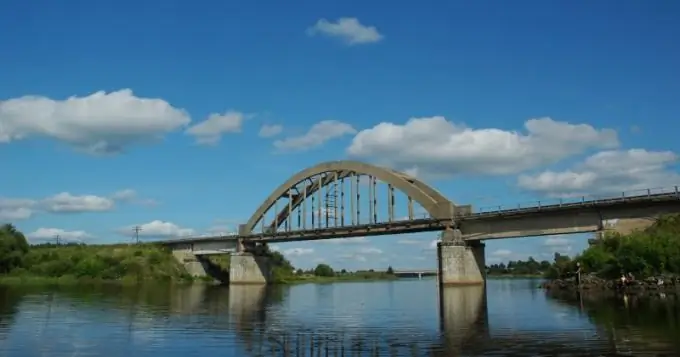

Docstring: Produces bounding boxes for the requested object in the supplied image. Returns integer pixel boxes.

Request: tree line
[547,215,680,280]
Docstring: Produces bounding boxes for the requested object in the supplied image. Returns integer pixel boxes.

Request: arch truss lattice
[239,161,470,236]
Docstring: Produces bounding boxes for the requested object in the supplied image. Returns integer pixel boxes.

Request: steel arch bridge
[237,161,470,238]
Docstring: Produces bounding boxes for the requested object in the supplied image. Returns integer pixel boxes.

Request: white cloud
[306,17,383,46]
[283,247,314,256]
[429,239,440,249]
[397,239,422,245]
[205,225,238,235]
[319,236,368,244]
[518,149,680,197]
[258,124,283,138]
[185,110,246,145]
[0,89,190,154]
[338,253,367,262]
[120,220,195,238]
[491,249,513,257]
[110,189,158,206]
[41,192,114,213]
[0,198,36,221]
[27,228,92,242]
[544,237,570,247]
[0,190,155,221]
[358,247,383,255]
[274,120,356,152]
[347,116,618,177]
[111,189,137,201]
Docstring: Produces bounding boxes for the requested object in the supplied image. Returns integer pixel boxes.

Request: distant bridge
[393,270,437,278]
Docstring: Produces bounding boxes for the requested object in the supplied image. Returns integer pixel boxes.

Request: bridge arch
[241,160,457,235]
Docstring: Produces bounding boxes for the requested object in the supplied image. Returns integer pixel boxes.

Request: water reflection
[548,289,680,355]
[438,285,488,353]
[0,281,679,356]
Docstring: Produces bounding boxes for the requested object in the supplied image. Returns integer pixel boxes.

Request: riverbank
[0,241,195,284]
[541,273,680,295]
[488,274,543,279]
[284,272,398,284]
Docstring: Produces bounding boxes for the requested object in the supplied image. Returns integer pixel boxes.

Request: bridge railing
[474,185,680,215]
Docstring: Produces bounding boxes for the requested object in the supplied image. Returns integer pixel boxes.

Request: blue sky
[1,0,679,271]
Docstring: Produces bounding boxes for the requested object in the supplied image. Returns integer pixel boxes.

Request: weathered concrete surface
[229,253,271,284]
[460,202,679,240]
[171,245,208,277]
[437,240,486,285]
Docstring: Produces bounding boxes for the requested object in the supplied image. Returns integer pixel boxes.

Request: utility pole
[132,226,142,244]
[54,234,60,245]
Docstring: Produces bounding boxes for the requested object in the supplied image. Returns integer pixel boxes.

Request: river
[0,278,678,356]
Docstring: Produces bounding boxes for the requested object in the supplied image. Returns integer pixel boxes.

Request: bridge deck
[156,190,680,245]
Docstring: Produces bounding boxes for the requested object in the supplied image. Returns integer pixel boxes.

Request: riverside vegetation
[541,214,680,293]
[0,224,396,285]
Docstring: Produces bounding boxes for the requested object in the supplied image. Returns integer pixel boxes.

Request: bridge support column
[437,229,485,285]
[229,253,272,284]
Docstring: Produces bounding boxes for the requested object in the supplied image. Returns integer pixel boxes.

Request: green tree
[314,263,334,277]
[386,266,394,275]
[0,224,30,273]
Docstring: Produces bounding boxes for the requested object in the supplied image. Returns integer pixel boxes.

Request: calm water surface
[0,279,678,356]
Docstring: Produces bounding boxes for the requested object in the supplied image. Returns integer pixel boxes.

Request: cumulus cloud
[110,189,158,206]
[543,237,570,247]
[27,228,92,242]
[491,249,513,257]
[518,149,680,197]
[318,236,369,244]
[185,110,246,145]
[0,189,156,222]
[274,120,356,152]
[0,89,190,154]
[347,116,619,177]
[306,17,383,45]
[258,124,283,138]
[0,198,36,221]
[283,247,314,256]
[41,192,115,213]
[357,247,383,255]
[119,220,195,238]
[397,239,422,245]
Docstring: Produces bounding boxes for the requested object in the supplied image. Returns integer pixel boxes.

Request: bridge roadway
[159,190,680,245]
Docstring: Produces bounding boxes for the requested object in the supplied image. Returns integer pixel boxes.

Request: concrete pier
[437,229,486,285]
[229,253,272,284]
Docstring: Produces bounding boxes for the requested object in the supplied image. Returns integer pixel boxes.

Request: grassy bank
[0,230,194,285]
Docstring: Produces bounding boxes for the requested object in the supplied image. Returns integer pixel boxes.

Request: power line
[132,226,142,244]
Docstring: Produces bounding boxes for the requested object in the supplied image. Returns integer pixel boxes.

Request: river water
[0,278,678,356]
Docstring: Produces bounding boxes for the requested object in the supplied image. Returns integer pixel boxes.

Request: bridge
[160,160,680,287]
[392,269,438,279]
